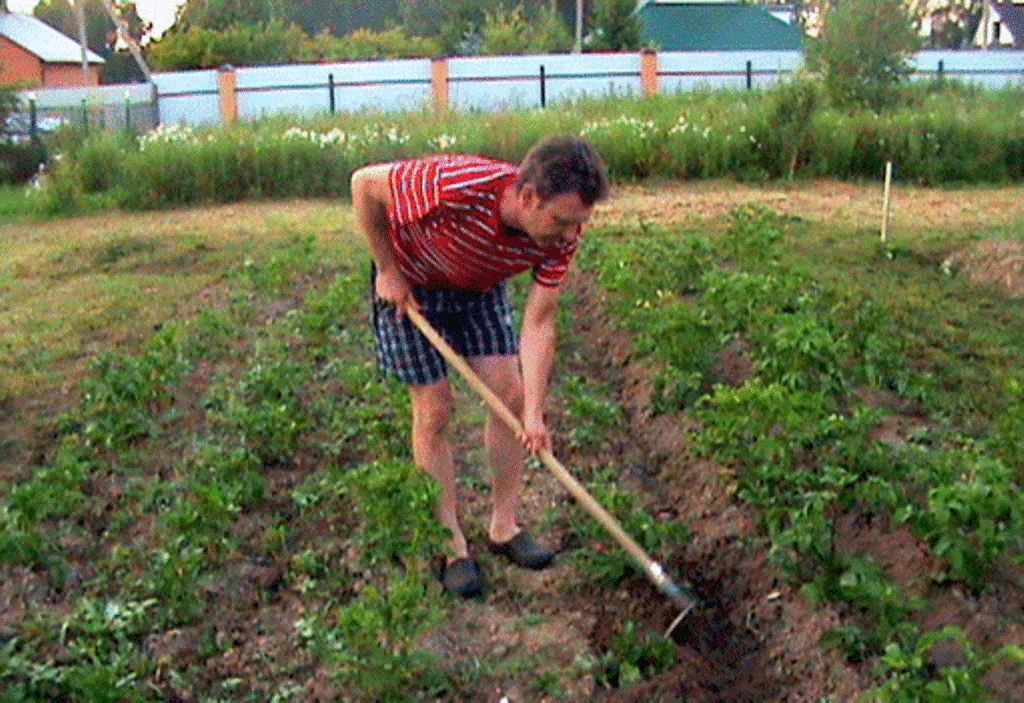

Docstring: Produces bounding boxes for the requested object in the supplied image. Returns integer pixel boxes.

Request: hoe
[407,309,698,638]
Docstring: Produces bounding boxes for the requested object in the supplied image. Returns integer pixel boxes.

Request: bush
[478,6,572,55]
[807,0,920,112]
[149,19,308,70]
[0,140,46,185]
[299,27,443,61]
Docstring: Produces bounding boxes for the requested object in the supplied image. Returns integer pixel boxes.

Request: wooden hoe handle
[406,308,697,621]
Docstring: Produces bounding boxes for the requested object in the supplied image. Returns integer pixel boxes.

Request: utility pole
[76,0,89,83]
[574,0,583,52]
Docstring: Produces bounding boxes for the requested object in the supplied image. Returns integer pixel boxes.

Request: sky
[6,0,185,38]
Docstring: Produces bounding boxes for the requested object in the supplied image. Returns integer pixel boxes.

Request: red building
[0,11,103,88]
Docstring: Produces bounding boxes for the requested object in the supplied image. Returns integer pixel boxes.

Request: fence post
[746,60,753,90]
[219,64,238,125]
[328,73,336,114]
[540,65,546,108]
[937,59,944,81]
[28,93,37,140]
[125,91,131,132]
[641,49,659,97]
[431,57,450,113]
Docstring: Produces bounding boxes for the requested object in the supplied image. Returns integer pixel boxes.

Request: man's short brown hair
[517,136,610,207]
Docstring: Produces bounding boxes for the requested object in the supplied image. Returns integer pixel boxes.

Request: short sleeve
[533,239,579,288]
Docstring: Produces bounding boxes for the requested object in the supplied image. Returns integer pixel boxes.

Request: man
[351,136,609,597]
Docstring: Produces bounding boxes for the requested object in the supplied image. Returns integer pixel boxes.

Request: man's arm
[519,281,561,454]
[350,164,419,313]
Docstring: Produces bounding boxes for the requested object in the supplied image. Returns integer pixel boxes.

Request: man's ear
[518,183,539,209]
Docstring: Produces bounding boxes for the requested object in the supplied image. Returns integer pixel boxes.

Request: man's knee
[411,383,454,437]
[493,371,524,417]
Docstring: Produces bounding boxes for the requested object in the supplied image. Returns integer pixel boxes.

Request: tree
[148,18,306,70]
[478,6,572,55]
[585,0,643,51]
[33,0,148,54]
[172,0,283,33]
[806,0,921,112]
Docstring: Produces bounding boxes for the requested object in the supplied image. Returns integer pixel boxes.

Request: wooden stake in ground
[881,161,893,244]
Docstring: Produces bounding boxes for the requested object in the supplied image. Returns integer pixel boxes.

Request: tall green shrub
[807,0,920,112]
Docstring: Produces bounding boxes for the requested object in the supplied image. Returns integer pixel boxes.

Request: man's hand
[519,407,551,455]
[376,266,421,316]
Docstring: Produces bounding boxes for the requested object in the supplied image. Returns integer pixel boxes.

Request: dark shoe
[441,557,484,598]
[488,531,555,570]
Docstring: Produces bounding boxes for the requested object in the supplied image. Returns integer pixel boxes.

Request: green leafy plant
[807,556,924,662]
[807,0,920,112]
[863,626,1024,703]
[594,620,677,689]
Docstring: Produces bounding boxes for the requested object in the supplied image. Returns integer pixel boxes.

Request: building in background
[974,0,1024,47]
[636,0,804,51]
[0,10,104,88]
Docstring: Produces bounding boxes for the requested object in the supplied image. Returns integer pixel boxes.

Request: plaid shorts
[371,265,519,385]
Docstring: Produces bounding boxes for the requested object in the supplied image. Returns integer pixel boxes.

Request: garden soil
[427,182,1024,701]
[3,182,1024,701]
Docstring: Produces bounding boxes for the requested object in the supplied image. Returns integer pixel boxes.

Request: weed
[594,621,676,690]
[561,375,625,450]
[863,627,1024,703]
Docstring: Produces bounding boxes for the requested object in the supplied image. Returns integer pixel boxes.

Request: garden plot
[1,182,1023,701]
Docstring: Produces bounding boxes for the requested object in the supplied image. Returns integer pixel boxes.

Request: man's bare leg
[468,355,526,544]
[409,379,468,562]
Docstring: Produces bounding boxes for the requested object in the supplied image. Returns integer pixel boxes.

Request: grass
[0,200,357,400]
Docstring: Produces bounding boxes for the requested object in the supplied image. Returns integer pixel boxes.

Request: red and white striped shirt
[386,154,577,292]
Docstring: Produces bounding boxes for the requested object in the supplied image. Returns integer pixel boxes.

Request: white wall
[448,53,643,110]
[236,60,433,120]
[659,51,802,91]
[152,70,220,126]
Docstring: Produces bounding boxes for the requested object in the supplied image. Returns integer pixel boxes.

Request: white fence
[15,50,1024,130]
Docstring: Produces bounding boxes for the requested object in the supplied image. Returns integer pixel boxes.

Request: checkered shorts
[371,265,519,385]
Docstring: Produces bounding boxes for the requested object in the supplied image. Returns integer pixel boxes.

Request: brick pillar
[640,49,659,97]
[219,65,237,124]
[431,57,450,113]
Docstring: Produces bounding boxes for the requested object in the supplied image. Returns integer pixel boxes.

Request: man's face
[518,186,594,248]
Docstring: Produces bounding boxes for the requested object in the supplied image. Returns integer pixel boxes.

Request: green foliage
[988,377,1024,471]
[204,343,311,464]
[762,77,823,179]
[1,597,155,701]
[561,375,624,450]
[299,27,443,62]
[478,5,572,55]
[807,556,924,662]
[298,572,449,699]
[70,326,190,451]
[863,627,1024,703]
[23,89,1024,220]
[594,621,677,689]
[343,459,450,566]
[586,0,645,51]
[902,448,1024,592]
[149,19,307,71]
[33,0,148,54]
[173,0,283,32]
[570,476,689,587]
[807,0,921,112]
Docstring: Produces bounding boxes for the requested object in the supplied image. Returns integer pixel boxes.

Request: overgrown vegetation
[9,85,1024,216]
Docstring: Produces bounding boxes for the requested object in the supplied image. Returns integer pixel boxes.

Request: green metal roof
[638,3,804,51]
